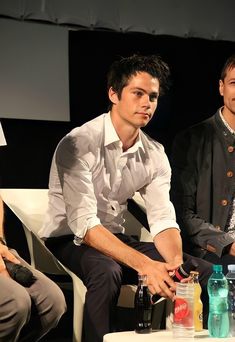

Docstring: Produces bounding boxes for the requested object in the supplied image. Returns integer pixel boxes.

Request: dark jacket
[171,109,235,258]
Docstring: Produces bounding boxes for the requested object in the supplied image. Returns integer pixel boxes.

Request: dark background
[1,30,235,189]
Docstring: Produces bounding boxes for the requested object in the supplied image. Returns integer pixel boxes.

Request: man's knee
[37,281,67,328]
[0,289,31,338]
[86,259,122,297]
[49,286,67,327]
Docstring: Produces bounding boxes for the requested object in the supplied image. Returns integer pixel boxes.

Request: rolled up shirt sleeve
[55,133,101,239]
[140,148,180,237]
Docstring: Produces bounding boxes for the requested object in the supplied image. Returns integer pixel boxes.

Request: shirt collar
[219,107,235,135]
[104,112,120,146]
[104,112,145,152]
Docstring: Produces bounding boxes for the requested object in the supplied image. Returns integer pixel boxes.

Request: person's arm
[84,224,177,298]
[153,228,183,266]
[140,145,183,266]
[171,128,234,257]
[0,196,21,275]
[228,242,235,256]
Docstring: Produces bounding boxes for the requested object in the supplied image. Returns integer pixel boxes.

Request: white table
[103,330,234,341]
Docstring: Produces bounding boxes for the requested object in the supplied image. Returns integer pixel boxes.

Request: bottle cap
[138,274,147,282]
[227,264,235,272]
[212,264,222,272]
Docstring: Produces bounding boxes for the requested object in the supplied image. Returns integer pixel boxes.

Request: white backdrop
[0,18,69,121]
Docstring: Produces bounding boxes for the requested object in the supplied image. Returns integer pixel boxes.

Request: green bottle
[207,264,229,337]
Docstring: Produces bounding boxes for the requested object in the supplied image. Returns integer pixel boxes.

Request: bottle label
[174,296,194,328]
[174,297,189,322]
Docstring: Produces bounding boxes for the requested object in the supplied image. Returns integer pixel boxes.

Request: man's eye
[149,94,158,102]
[135,91,143,96]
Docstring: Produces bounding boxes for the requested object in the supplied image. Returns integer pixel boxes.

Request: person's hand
[0,243,20,276]
[228,242,235,256]
[141,260,178,300]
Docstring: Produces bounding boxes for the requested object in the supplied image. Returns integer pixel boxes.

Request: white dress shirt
[39,112,179,241]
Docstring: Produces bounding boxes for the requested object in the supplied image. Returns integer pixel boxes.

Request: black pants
[46,234,212,342]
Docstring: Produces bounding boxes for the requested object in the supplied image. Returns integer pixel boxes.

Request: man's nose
[142,94,151,107]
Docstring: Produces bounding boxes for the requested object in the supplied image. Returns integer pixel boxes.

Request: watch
[0,236,6,245]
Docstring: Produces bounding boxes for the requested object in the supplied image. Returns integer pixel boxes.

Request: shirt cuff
[150,220,180,237]
[72,216,101,241]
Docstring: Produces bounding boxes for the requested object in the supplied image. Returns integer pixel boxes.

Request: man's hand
[0,243,20,276]
[142,259,178,300]
[228,242,235,256]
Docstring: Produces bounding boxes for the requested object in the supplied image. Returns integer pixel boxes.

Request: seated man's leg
[10,251,67,342]
[46,236,123,342]
[0,275,31,342]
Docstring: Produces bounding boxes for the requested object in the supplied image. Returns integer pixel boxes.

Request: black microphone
[4,259,37,287]
[152,258,199,304]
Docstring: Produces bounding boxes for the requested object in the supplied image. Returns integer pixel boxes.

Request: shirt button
[228,146,234,153]
[227,171,234,177]
[221,199,228,206]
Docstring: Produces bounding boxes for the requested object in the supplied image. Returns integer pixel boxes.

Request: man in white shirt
[0,122,66,341]
[40,54,212,342]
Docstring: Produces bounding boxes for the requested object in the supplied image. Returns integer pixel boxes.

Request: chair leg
[69,273,87,342]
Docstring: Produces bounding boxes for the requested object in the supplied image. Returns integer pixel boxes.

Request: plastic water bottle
[190,271,203,331]
[172,282,194,338]
[226,264,235,337]
[134,274,152,333]
[207,264,229,338]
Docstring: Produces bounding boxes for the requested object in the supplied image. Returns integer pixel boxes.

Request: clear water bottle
[226,264,235,337]
[172,282,195,338]
[207,264,229,338]
[134,274,152,333]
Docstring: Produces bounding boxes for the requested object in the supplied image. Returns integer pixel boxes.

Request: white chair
[0,188,86,342]
[0,188,166,341]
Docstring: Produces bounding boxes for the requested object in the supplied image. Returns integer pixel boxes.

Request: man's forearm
[84,224,179,299]
[154,228,183,265]
[84,224,151,274]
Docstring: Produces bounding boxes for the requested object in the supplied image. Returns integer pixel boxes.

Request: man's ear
[108,87,119,105]
[219,80,224,96]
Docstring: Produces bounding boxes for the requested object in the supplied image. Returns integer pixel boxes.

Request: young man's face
[109,71,159,129]
[219,66,235,116]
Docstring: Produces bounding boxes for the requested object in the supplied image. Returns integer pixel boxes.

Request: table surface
[103,329,234,341]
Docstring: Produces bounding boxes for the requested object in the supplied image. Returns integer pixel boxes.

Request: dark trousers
[46,234,212,342]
